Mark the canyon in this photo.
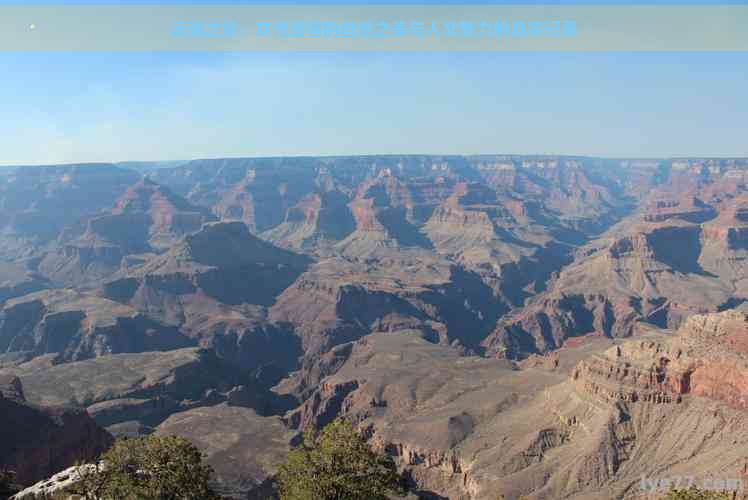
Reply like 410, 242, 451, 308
1, 155, 747, 499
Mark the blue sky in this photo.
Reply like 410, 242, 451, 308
1, 7, 746, 165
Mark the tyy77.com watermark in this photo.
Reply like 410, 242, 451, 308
640, 475, 744, 493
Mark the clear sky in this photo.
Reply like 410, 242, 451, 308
1, 7, 746, 165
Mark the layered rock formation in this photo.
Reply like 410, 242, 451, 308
261, 190, 356, 252
282, 311, 748, 500
112, 177, 217, 250
269, 254, 507, 366
37, 178, 216, 286
178, 159, 321, 234
484, 177, 748, 358
573, 310, 748, 409
107, 221, 310, 308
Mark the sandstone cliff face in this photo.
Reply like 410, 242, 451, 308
575, 309, 748, 403
0, 375, 112, 487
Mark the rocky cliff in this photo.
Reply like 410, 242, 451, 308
0, 375, 112, 487
282, 311, 748, 500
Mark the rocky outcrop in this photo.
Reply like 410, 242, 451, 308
702, 196, 748, 252
0, 375, 112, 487
275, 331, 563, 499
275, 341, 355, 402
95, 222, 311, 377
112, 178, 216, 250
642, 196, 716, 223
333, 172, 455, 257
10, 463, 102, 499
207, 162, 319, 233
572, 310, 748, 409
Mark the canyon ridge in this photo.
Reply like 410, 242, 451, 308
2, 155, 748, 500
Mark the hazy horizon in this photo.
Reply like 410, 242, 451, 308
4, 151, 748, 169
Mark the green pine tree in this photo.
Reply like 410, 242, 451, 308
277, 419, 404, 500
78, 435, 219, 500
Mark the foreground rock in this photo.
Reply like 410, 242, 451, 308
10, 463, 101, 500
279, 330, 595, 499
573, 309, 748, 410
0, 375, 112, 487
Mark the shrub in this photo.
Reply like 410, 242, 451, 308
277, 419, 404, 500
75, 435, 219, 500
